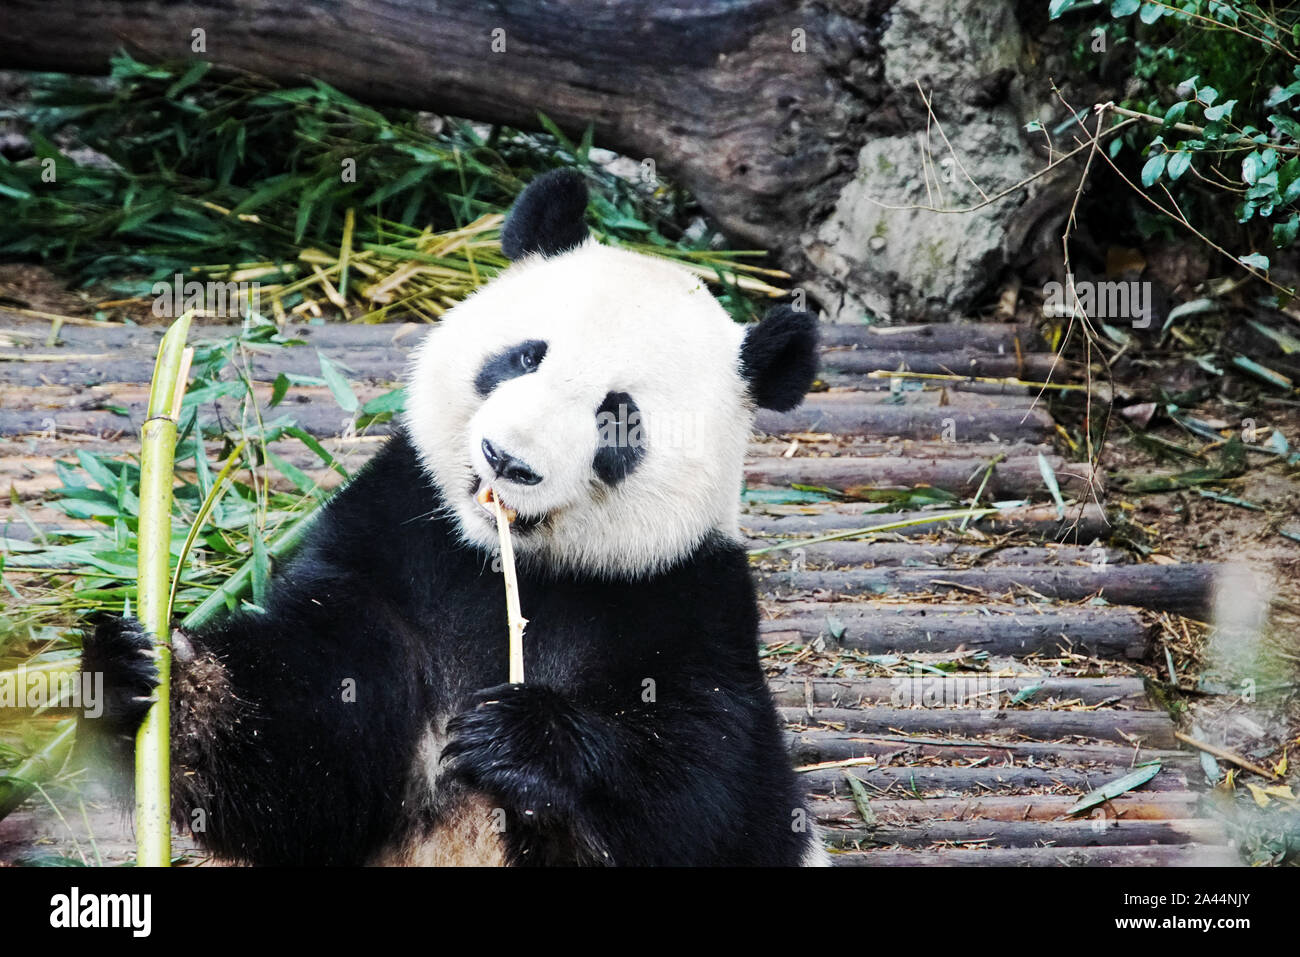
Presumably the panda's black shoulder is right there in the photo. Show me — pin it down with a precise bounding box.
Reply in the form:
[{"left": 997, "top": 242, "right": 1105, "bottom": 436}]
[
  {"left": 281, "top": 429, "right": 444, "bottom": 575},
  {"left": 590, "top": 531, "right": 760, "bottom": 657}
]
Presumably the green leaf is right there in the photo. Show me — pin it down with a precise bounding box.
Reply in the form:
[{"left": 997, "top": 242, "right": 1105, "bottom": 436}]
[
  {"left": 536, "top": 112, "right": 578, "bottom": 156},
  {"left": 842, "top": 772, "right": 877, "bottom": 826},
  {"left": 1203, "top": 99, "right": 1236, "bottom": 122},
  {"left": 283, "top": 426, "right": 350, "bottom": 480},
  {"left": 1110, "top": 0, "right": 1140, "bottom": 14},
  {"left": 1141, "top": 152, "right": 1167, "bottom": 187},
  {"left": 317, "top": 352, "right": 359, "bottom": 414},
  {"left": 269, "top": 372, "right": 290, "bottom": 408},
  {"left": 250, "top": 524, "right": 271, "bottom": 608},
  {"left": 1037, "top": 452, "right": 1066, "bottom": 519},
  {"left": 1009, "top": 683, "right": 1044, "bottom": 705},
  {"left": 165, "top": 61, "right": 211, "bottom": 100},
  {"left": 1067, "top": 764, "right": 1162, "bottom": 815},
  {"left": 1243, "top": 151, "right": 1265, "bottom": 185},
  {"left": 1269, "top": 114, "right": 1300, "bottom": 142},
  {"left": 359, "top": 386, "right": 406, "bottom": 416},
  {"left": 1231, "top": 355, "right": 1293, "bottom": 390},
  {"left": 1166, "top": 151, "right": 1192, "bottom": 181},
  {"left": 1138, "top": 1, "right": 1163, "bottom": 23},
  {"left": 1238, "top": 252, "right": 1270, "bottom": 271},
  {"left": 231, "top": 175, "right": 302, "bottom": 215},
  {"left": 265, "top": 451, "right": 324, "bottom": 500},
  {"left": 1247, "top": 318, "right": 1300, "bottom": 354}
]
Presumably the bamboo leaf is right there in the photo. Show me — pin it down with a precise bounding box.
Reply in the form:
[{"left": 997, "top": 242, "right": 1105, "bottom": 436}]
[
  {"left": 1067, "top": 763, "right": 1162, "bottom": 815},
  {"left": 317, "top": 352, "right": 359, "bottom": 413}
]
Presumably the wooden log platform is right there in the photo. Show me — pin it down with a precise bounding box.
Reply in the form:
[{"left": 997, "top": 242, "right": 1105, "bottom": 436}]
[{"left": 0, "top": 311, "right": 1240, "bottom": 867}]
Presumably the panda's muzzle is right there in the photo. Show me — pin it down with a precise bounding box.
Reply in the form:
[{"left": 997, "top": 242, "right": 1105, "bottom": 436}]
[{"left": 480, "top": 438, "right": 543, "bottom": 486}]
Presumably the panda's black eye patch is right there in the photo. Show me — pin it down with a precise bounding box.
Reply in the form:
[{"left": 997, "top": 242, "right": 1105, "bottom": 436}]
[
  {"left": 594, "top": 391, "right": 645, "bottom": 486},
  {"left": 474, "top": 339, "right": 548, "bottom": 396}
]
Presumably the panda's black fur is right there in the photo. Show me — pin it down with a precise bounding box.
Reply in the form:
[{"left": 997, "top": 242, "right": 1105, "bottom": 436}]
[{"left": 80, "top": 170, "right": 823, "bottom": 866}]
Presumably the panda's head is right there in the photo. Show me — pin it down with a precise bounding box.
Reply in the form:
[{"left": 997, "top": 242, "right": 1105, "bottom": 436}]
[{"left": 403, "top": 170, "right": 817, "bottom": 578}]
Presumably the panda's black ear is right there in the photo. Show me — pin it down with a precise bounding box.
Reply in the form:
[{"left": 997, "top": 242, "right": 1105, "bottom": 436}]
[
  {"left": 500, "top": 169, "right": 590, "bottom": 261},
  {"left": 740, "top": 305, "right": 819, "bottom": 412}
]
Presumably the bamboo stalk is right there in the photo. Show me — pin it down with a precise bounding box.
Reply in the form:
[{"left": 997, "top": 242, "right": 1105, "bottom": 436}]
[
  {"left": 338, "top": 207, "right": 355, "bottom": 300},
  {"left": 134, "top": 311, "right": 194, "bottom": 867},
  {"left": 166, "top": 440, "right": 248, "bottom": 622},
  {"left": 489, "top": 497, "right": 527, "bottom": 683},
  {"left": 1173, "top": 731, "right": 1278, "bottom": 779}
]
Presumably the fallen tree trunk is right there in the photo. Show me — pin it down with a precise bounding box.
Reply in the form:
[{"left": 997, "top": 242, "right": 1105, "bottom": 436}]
[
  {"left": 0, "top": 1, "right": 1075, "bottom": 321},
  {"left": 0, "top": 0, "right": 874, "bottom": 276}
]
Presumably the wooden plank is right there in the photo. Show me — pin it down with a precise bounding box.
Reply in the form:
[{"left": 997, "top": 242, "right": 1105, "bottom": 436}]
[
  {"left": 742, "top": 502, "right": 1111, "bottom": 542},
  {"left": 745, "top": 453, "right": 1099, "bottom": 497},
  {"left": 783, "top": 706, "right": 1178, "bottom": 746},
  {"left": 754, "top": 398, "right": 1054, "bottom": 441},
  {"left": 757, "top": 563, "right": 1220, "bottom": 618},
  {"left": 769, "top": 675, "right": 1152, "bottom": 709},
  {"left": 786, "top": 731, "right": 1193, "bottom": 769},
  {"left": 809, "top": 792, "right": 1203, "bottom": 823},
  {"left": 829, "top": 844, "right": 1241, "bottom": 866},
  {"left": 799, "top": 763, "right": 1188, "bottom": 795},
  {"left": 818, "top": 347, "right": 1063, "bottom": 380},
  {"left": 824, "top": 817, "right": 1227, "bottom": 848},
  {"left": 760, "top": 602, "right": 1152, "bottom": 659},
  {"left": 817, "top": 322, "right": 1044, "bottom": 353},
  {"left": 752, "top": 542, "right": 1129, "bottom": 568}
]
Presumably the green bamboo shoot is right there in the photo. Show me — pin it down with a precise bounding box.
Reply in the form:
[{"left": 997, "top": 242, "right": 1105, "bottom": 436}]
[{"left": 134, "top": 312, "right": 193, "bottom": 867}]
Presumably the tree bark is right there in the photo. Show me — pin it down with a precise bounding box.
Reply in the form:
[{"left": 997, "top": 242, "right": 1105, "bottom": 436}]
[
  {"left": 0, "top": 0, "right": 880, "bottom": 265},
  {"left": 0, "top": 1, "right": 1068, "bottom": 321}
]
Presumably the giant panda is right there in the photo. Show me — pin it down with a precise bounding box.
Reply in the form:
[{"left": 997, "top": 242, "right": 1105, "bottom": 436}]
[{"left": 80, "top": 169, "right": 825, "bottom": 866}]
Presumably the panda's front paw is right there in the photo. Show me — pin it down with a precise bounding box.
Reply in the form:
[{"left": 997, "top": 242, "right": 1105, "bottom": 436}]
[
  {"left": 79, "top": 616, "right": 160, "bottom": 741},
  {"left": 442, "top": 683, "right": 595, "bottom": 824}
]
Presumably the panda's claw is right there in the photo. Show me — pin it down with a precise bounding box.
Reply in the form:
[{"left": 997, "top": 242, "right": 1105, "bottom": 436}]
[
  {"left": 80, "top": 615, "right": 162, "bottom": 737},
  {"left": 441, "top": 682, "right": 589, "bottom": 823}
]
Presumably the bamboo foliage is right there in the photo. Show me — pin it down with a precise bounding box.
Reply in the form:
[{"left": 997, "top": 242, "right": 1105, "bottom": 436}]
[{"left": 133, "top": 313, "right": 194, "bottom": 867}]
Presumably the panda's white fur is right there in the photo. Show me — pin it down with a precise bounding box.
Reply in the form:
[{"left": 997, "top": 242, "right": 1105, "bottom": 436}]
[{"left": 403, "top": 240, "right": 753, "bottom": 579}]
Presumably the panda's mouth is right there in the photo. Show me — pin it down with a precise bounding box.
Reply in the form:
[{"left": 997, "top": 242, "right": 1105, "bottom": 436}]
[{"left": 468, "top": 476, "right": 545, "bottom": 533}]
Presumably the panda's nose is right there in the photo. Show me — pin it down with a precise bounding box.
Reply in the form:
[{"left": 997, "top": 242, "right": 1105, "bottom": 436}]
[{"left": 481, "top": 438, "right": 543, "bottom": 485}]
